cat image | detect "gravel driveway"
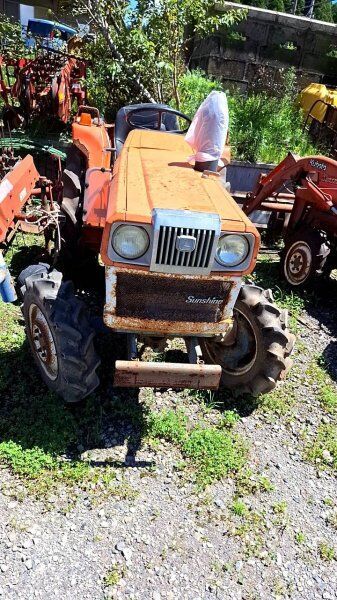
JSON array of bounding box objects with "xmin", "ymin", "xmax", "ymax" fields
[{"xmin": 0, "ymin": 259, "xmax": 336, "ymax": 600}]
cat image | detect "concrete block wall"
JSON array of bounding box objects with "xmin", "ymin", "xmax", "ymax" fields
[{"xmin": 191, "ymin": 2, "xmax": 337, "ymax": 90}]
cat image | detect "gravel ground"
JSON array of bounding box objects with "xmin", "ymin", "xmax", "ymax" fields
[{"xmin": 0, "ymin": 279, "xmax": 337, "ymax": 599}]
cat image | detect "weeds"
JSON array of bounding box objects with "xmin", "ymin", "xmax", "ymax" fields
[
  {"xmin": 318, "ymin": 542, "xmax": 335, "ymax": 562},
  {"xmin": 146, "ymin": 409, "xmax": 187, "ymax": 445},
  {"xmin": 231, "ymin": 499, "xmax": 248, "ymax": 517},
  {"xmin": 295, "ymin": 531, "xmax": 306, "ymax": 544},
  {"xmin": 327, "ymin": 511, "xmax": 337, "ymax": 530},
  {"xmin": 178, "ymin": 69, "xmax": 319, "ymax": 165},
  {"xmin": 307, "ymin": 424, "xmax": 337, "ymax": 470},
  {"xmin": 272, "ymin": 500, "xmax": 288, "ymax": 515},
  {"xmin": 0, "ymin": 440, "xmax": 117, "ymax": 500},
  {"xmin": 306, "ymin": 356, "xmax": 337, "ymax": 414},
  {"xmin": 104, "ymin": 566, "xmax": 124, "ymax": 587},
  {"xmin": 259, "ymin": 384, "xmax": 296, "ymax": 417},
  {"xmin": 183, "ymin": 426, "xmax": 247, "ymax": 487},
  {"xmin": 235, "ymin": 468, "xmax": 275, "ymax": 497},
  {"xmin": 146, "ymin": 408, "xmax": 247, "ymax": 487}
]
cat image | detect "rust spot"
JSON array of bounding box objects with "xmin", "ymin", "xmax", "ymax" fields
[
  {"xmin": 114, "ymin": 360, "xmax": 222, "ymax": 390},
  {"xmin": 104, "ymin": 266, "xmax": 239, "ymax": 336}
]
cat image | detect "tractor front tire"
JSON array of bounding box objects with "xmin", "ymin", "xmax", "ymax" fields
[
  {"xmin": 200, "ymin": 284, "xmax": 295, "ymax": 397},
  {"xmin": 280, "ymin": 229, "xmax": 329, "ymax": 287},
  {"xmin": 21, "ymin": 268, "xmax": 100, "ymax": 402}
]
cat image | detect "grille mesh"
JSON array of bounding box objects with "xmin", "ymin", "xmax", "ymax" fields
[{"xmin": 155, "ymin": 226, "xmax": 215, "ymax": 269}]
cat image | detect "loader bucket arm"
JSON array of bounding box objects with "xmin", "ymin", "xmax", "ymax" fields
[{"xmin": 242, "ymin": 153, "xmax": 337, "ymax": 216}]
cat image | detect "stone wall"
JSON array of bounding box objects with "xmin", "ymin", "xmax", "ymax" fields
[{"xmin": 191, "ymin": 2, "xmax": 337, "ymax": 91}]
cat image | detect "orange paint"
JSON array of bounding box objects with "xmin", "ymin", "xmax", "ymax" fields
[{"xmin": 100, "ymin": 129, "xmax": 259, "ymax": 273}]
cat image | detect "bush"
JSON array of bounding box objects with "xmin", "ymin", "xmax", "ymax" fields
[
  {"xmin": 178, "ymin": 69, "xmax": 222, "ymax": 118},
  {"xmin": 178, "ymin": 69, "xmax": 318, "ymax": 164},
  {"xmin": 228, "ymin": 92, "xmax": 317, "ymax": 163}
]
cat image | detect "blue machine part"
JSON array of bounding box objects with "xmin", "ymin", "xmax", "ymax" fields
[
  {"xmin": 27, "ymin": 19, "xmax": 77, "ymax": 41},
  {"xmin": 0, "ymin": 251, "xmax": 17, "ymax": 303}
]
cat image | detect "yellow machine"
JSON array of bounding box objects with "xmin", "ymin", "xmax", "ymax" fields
[{"xmin": 299, "ymin": 83, "xmax": 337, "ymax": 123}]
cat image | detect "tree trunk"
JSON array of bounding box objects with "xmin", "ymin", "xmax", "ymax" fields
[{"xmin": 85, "ymin": 0, "xmax": 156, "ymax": 103}]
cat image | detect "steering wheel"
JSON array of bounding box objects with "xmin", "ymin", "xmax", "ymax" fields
[{"xmin": 125, "ymin": 105, "xmax": 191, "ymax": 134}]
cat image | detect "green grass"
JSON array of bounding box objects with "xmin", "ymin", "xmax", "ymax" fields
[
  {"xmin": 231, "ymin": 499, "xmax": 248, "ymax": 517},
  {"xmin": 306, "ymin": 356, "xmax": 337, "ymax": 414},
  {"xmin": 307, "ymin": 424, "xmax": 337, "ymax": 470},
  {"xmin": 0, "ymin": 291, "xmax": 136, "ymax": 504},
  {"xmin": 146, "ymin": 408, "xmax": 247, "ymax": 487},
  {"xmin": 0, "ymin": 440, "xmax": 116, "ymax": 496},
  {"xmin": 234, "ymin": 468, "xmax": 275, "ymax": 497},
  {"xmin": 295, "ymin": 531, "xmax": 306, "ymax": 544},
  {"xmin": 146, "ymin": 409, "xmax": 187, "ymax": 445},
  {"xmin": 104, "ymin": 566, "xmax": 124, "ymax": 587},
  {"xmin": 318, "ymin": 542, "xmax": 335, "ymax": 562},
  {"xmin": 183, "ymin": 426, "xmax": 247, "ymax": 487},
  {"xmin": 178, "ymin": 69, "xmax": 320, "ymax": 165}
]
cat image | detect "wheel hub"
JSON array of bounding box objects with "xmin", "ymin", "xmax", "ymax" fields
[
  {"xmin": 29, "ymin": 303, "xmax": 58, "ymax": 381},
  {"xmin": 204, "ymin": 307, "xmax": 257, "ymax": 376},
  {"xmin": 285, "ymin": 241, "xmax": 311, "ymax": 284}
]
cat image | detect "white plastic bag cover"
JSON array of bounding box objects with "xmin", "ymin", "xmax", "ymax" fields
[{"xmin": 185, "ymin": 90, "xmax": 229, "ymax": 166}]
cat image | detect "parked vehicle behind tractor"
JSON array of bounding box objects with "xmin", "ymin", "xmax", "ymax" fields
[
  {"xmin": 1, "ymin": 103, "xmax": 295, "ymax": 401},
  {"xmin": 242, "ymin": 153, "xmax": 337, "ymax": 287}
]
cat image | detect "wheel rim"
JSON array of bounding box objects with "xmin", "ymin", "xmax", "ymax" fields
[
  {"xmin": 284, "ymin": 241, "xmax": 312, "ymax": 285},
  {"xmin": 28, "ymin": 303, "xmax": 59, "ymax": 381},
  {"xmin": 204, "ymin": 306, "xmax": 258, "ymax": 376}
]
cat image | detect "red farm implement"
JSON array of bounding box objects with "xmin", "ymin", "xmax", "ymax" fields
[
  {"xmin": 0, "ymin": 20, "xmax": 86, "ymax": 128},
  {"xmin": 241, "ymin": 152, "xmax": 337, "ymax": 287},
  {"xmin": 0, "ymin": 52, "xmax": 86, "ymax": 127}
]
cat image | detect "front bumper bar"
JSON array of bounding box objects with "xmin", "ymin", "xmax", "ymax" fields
[{"xmin": 114, "ymin": 360, "xmax": 221, "ymax": 390}]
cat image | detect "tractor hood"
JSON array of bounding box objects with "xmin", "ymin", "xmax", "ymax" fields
[{"xmin": 106, "ymin": 130, "xmax": 255, "ymax": 233}]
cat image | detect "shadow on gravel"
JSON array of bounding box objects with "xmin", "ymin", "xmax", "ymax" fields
[
  {"xmin": 3, "ymin": 247, "xmax": 337, "ymax": 467},
  {"xmin": 0, "ymin": 326, "xmax": 155, "ymax": 469}
]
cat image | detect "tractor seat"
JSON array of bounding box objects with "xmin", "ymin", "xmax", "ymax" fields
[{"xmin": 114, "ymin": 103, "xmax": 179, "ymax": 156}]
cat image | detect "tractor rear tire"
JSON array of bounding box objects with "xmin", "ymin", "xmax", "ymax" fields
[
  {"xmin": 200, "ymin": 284, "xmax": 295, "ymax": 397},
  {"xmin": 21, "ymin": 268, "xmax": 100, "ymax": 403},
  {"xmin": 280, "ymin": 229, "xmax": 329, "ymax": 287}
]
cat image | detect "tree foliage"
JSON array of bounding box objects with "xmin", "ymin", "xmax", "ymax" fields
[
  {"xmin": 237, "ymin": 0, "xmax": 335, "ymax": 22},
  {"xmin": 73, "ymin": 0, "xmax": 244, "ymax": 117},
  {"xmin": 0, "ymin": 15, "xmax": 26, "ymax": 59}
]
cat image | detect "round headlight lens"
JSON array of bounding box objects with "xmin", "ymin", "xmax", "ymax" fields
[
  {"xmin": 216, "ymin": 234, "xmax": 249, "ymax": 267},
  {"xmin": 112, "ymin": 225, "xmax": 149, "ymax": 259}
]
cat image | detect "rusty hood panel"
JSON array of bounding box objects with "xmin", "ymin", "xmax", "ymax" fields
[{"xmin": 105, "ymin": 130, "xmax": 256, "ymax": 233}]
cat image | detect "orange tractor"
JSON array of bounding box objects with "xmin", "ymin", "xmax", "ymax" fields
[{"xmin": 1, "ymin": 104, "xmax": 295, "ymax": 400}]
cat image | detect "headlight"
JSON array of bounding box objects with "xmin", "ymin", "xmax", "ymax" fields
[
  {"xmin": 216, "ymin": 234, "xmax": 249, "ymax": 267},
  {"xmin": 112, "ymin": 225, "xmax": 149, "ymax": 259}
]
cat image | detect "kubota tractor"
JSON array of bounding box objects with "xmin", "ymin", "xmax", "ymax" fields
[{"xmin": 3, "ymin": 104, "xmax": 295, "ymax": 400}]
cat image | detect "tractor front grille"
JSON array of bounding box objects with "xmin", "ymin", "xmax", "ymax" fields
[
  {"xmin": 155, "ymin": 226, "xmax": 216, "ymax": 270},
  {"xmin": 150, "ymin": 209, "xmax": 221, "ymax": 275},
  {"xmin": 115, "ymin": 271, "xmax": 233, "ymax": 323}
]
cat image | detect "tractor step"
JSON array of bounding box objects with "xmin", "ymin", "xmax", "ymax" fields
[{"xmin": 114, "ymin": 360, "xmax": 221, "ymax": 390}]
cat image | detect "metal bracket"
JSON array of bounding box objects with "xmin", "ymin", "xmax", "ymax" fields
[
  {"xmin": 185, "ymin": 336, "xmax": 203, "ymax": 364},
  {"xmin": 127, "ymin": 333, "xmax": 138, "ymax": 361}
]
